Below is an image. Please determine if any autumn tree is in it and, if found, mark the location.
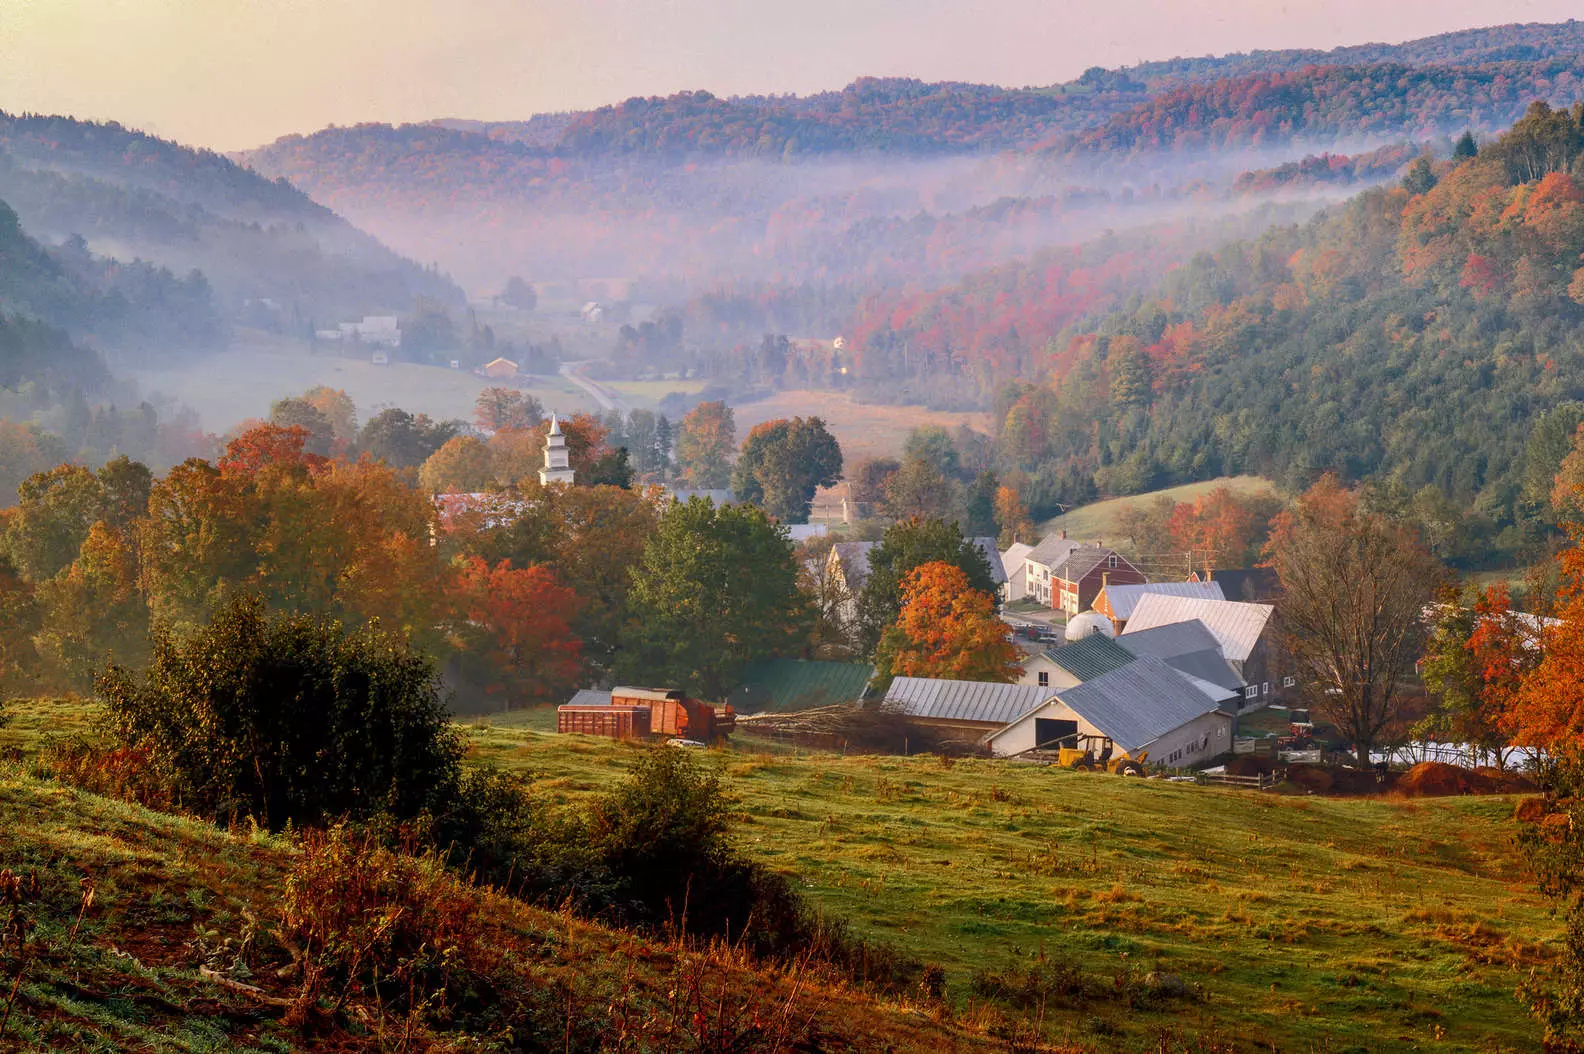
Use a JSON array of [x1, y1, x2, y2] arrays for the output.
[[269, 397, 335, 457], [0, 556, 40, 695], [301, 386, 358, 441], [419, 435, 495, 494], [674, 401, 736, 489], [474, 387, 544, 433], [883, 453, 958, 521], [993, 484, 1035, 547], [857, 517, 998, 654], [848, 456, 900, 511], [731, 416, 843, 522], [1266, 475, 1442, 767], [357, 408, 459, 469], [1419, 585, 1536, 769], [617, 498, 808, 699], [32, 521, 150, 690], [449, 558, 583, 706], [874, 561, 1019, 687], [3, 464, 109, 581]]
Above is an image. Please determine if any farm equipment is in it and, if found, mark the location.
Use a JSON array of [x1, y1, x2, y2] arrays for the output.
[[1054, 733, 1149, 776], [610, 687, 737, 741]]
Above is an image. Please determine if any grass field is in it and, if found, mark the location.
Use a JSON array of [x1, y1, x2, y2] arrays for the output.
[[1041, 476, 1281, 543], [731, 391, 992, 464], [459, 719, 1552, 1053], [4, 697, 1557, 1050], [127, 330, 593, 434], [602, 377, 711, 408]]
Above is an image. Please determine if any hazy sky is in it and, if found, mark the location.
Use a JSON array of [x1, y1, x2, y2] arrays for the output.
[[3, 0, 1581, 151]]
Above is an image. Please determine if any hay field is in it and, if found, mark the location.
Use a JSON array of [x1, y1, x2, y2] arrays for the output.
[[731, 391, 992, 463], [127, 331, 593, 433]]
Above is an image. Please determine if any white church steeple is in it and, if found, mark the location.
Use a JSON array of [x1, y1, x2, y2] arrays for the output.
[[539, 413, 575, 485]]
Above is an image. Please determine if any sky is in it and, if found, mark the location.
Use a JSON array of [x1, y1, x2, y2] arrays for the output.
[[3, 0, 1582, 152]]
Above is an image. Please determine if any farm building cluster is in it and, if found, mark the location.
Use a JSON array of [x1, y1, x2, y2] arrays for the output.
[[560, 529, 1302, 775]]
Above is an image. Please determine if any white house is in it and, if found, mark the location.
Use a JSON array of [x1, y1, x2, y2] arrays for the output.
[[1016, 632, 1134, 692], [986, 656, 1237, 765], [1023, 533, 1082, 607], [1001, 542, 1033, 602]]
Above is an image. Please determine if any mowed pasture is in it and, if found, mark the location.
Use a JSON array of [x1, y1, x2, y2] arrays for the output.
[[731, 391, 993, 463], [5, 698, 1556, 1051], [1040, 476, 1281, 543], [461, 722, 1554, 1053], [126, 330, 593, 433]]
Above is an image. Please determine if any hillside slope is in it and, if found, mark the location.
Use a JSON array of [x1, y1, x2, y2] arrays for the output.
[[0, 113, 463, 342], [0, 767, 995, 1052]]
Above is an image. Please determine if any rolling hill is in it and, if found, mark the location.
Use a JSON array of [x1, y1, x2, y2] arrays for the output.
[[0, 112, 464, 348]]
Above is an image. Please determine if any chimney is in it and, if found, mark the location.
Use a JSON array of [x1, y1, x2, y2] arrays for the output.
[[1102, 571, 1109, 588]]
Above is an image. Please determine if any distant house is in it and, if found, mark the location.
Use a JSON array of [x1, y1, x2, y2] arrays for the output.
[[1049, 546, 1146, 617], [581, 301, 604, 323], [1122, 594, 1285, 709], [1023, 533, 1083, 607], [880, 677, 1051, 741], [1188, 567, 1282, 603], [1094, 580, 1225, 633], [1017, 632, 1136, 692], [727, 658, 874, 715], [1000, 541, 1033, 602], [481, 357, 519, 380], [986, 656, 1237, 764], [370, 350, 389, 366]]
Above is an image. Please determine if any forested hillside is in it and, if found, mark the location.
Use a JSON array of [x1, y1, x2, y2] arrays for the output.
[[0, 112, 463, 338], [968, 103, 1584, 557]]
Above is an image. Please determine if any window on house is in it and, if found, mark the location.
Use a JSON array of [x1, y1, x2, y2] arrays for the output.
[[1262, 682, 1270, 695], [1283, 676, 1296, 688], [1244, 686, 1258, 700], [1107, 554, 1118, 568], [1038, 671, 1049, 687]]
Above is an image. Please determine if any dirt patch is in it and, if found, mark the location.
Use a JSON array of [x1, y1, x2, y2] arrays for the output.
[[1474, 767, 1539, 794], [1396, 762, 1495, 797], [1224, 756, 1277, 778], [1284, 764, 1335, 793]]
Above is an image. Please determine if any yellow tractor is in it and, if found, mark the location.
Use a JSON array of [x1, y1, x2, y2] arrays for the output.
[[1055, 733, 1149, 776]]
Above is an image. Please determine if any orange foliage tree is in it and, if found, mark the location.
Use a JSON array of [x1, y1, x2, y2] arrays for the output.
[[874, 561, 1019, 685], [448, 557, 583, 705]]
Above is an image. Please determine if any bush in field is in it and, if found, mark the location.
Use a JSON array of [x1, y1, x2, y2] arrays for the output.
[[95, 595, 462, 829]]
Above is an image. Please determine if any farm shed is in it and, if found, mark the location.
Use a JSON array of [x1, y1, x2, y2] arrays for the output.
[[1114, 619, 1243, 693], [1094, 581, 1225, 632], [881, 677, 1050, 741], [1122, 594, 1289, 709], [728, 659, 874, 715], [987, 656, 1237, 766]]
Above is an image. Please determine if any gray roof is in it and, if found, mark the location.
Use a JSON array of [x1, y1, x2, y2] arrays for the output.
[[882, 677, 1051, 726], [1115, 620, 1243, 692], [971, 537, 1009, 586], [1052, 545, 1130, 585], [1043, 634, 1137, 681], [1102, 581, 1225, 621], [1049, 656, 1236, 754], [1122, 595, 1274, 664], [566, 689, 613, 708], [1025, 534, 1082, 569], [785, 523, 829, 542]]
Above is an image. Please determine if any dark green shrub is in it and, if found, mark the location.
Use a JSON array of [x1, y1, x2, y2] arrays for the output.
[[95, 595, 462, 829]]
